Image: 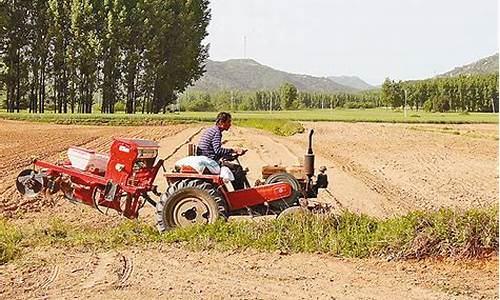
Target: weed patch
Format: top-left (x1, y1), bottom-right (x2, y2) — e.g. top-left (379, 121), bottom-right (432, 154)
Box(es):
top-left (1, 207), bottom-right (497, 264)
top-left (0, 219), bottom-right (22, 264)
top-left (234, 119), bottom-right (304, 136)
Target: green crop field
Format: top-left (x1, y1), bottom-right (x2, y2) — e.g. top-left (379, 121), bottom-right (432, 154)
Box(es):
top-left (0, 108), bottom-right (498, 125)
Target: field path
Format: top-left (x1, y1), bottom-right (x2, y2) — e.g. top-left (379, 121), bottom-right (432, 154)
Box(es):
top-left (1, 247), bottom-right (497, 300)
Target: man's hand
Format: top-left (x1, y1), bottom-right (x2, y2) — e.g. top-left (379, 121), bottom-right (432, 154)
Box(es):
top-left (234, 147), bottom-right (248, 156)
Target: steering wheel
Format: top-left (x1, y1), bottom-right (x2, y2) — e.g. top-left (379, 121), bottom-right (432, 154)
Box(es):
top-left (222, 149), bottom-right (247, 162)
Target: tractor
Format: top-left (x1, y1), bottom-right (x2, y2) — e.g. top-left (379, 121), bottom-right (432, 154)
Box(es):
top-left (16, 129), bottom-right (328, 232)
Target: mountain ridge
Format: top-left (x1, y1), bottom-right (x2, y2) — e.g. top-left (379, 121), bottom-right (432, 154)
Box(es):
top-left (188, 59), bottom-right (373, 92)
top-left (327, 75), bottom-right (375, 90)
top-left (439, 53), bottom-right (498, 77)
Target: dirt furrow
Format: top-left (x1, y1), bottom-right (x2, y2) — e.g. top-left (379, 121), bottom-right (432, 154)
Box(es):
top-left (1, 247), bottom-right (496, 300)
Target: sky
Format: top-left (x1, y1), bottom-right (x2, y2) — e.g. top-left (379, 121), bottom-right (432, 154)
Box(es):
top-left (205, 0), bottom-right (498, 85)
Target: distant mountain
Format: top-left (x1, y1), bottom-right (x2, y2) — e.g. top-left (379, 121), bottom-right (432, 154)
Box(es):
top-left (189, 59), bottom-right (357, 93)
top-left (439, 53), bottom-right (499, 77)
top-left (327, 75), bottom-right (374, 90)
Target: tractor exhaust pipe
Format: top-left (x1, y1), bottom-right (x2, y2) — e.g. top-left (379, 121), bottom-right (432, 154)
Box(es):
top-left (303, 129), bottom-right (315, 196)
top-left (304, 129), bottom-right (315, 177)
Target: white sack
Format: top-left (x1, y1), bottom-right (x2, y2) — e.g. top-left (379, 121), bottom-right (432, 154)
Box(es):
top-left (175, 156), bottom-right (220, 174)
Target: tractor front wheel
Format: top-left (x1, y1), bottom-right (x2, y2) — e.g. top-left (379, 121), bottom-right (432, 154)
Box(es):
top-left (156, 179), bottom-right (228, 232)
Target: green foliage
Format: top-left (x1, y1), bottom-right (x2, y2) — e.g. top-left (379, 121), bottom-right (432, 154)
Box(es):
top-left (344, 101), bottom-right (376, 109)
top-left (381, 78), bottom-right (404, 108)
top-left (1, 206), bottom-right (497, 264)
top-left (423, 99), bottom-right (433, 112)
top-left (382, 73), bottom-right (499, 112)
top-left (182, 94), bottom-right (215, 111)
top-left (179, 89), bottom-right (381, 112)
top-left (432, 95), bottom-right (450, 112)
top-left (0, 219), bottom-right (22, 264)
top-left (234, 119), bottom-right (304, 136)
top-left (279, 82), bottom-right (298, 110)
top-left (114, 101), bottom-right (126, 112)
top-left (1, 0), bottom-right (210, 114)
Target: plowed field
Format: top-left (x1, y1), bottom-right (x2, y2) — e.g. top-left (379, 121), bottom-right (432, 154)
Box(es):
top-left (0, 120), bottom-right (497, 299)
top-left (0, 119), bottom-right (189, 216)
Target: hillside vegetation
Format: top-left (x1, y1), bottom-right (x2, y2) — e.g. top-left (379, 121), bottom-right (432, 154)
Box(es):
top-left (440, 53), bottom-right (499, 77)
top-left (328, 75), bottom-right (375, 90)
top-left (188, 59), bottom-right (358, 92)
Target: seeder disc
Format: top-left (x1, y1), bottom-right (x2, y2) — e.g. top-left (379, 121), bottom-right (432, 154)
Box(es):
top-left (16, 169), bottom-right (46, 197)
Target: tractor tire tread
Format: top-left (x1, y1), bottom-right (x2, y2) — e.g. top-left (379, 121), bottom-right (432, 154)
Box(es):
top-left (156, 179), bottom-right (227, 232)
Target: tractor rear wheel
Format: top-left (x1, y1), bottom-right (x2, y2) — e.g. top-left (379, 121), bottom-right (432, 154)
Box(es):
top-left (265, 172), bottom-right (301, 213)
top-left (156, 179), bottom-right (228, 232)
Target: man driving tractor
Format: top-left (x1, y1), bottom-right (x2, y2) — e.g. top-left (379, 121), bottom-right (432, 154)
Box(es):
top-left (197, 112), bottom-right (248, 189)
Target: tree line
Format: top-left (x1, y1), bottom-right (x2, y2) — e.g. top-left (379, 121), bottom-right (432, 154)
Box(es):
top-left (179, 83), bottom-right (380, 112)
top-left (381, 73), bottom-right (499, 112)
top-left (0, 0), bottom-right (210, 114)
top-left (180, 73), bottom-right (498, 113)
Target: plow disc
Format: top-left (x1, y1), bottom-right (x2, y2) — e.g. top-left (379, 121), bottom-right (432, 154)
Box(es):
top-left (16, 169), bottom-right (46, 197)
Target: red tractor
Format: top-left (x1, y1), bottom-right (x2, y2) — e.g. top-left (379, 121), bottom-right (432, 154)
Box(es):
top-left (16, 130), bottom-right (327, 232)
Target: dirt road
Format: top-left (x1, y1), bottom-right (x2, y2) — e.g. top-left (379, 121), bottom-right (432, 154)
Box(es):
top-left (0, 120), bottom-right (498, 299)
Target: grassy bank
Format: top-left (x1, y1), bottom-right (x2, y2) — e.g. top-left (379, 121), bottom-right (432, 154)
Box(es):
top-left (0, 112), bottom-right (304, 137)
top-left (1, 206), bottom-right (497, 264)
top-left (234, 119), bottom-right (304, 136)
top-left (0, 108), bottom-right (498, 124)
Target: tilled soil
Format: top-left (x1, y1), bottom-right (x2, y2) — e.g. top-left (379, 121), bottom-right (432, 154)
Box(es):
top-left (0, 119), bottom-right (189, 216)
top-left (0, 120), bottom-right (498, 299)
top-left (1, 246), bottom-right (497, 300)
top-left (284, 122), bottom-right (499, 216)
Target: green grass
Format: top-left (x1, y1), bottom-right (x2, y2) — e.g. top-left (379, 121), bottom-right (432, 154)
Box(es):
top-left (0, 108), bottom-right (498, 124)
top-left (1, 206), bottom-right (497, 264)
top-left (234, 119), bottom-right (304, 136)
top-left (229, 109), bottom-right (498, 123)
top-left (0, 219), bottom-right (23, 264)
top-left (0, 110), bottom-right (305, 136)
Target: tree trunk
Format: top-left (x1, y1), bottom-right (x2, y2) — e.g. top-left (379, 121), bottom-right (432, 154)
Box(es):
top-left (53, 76), bottom-right (57, 113)
top-left (15, 50), bottom-right (20, 113)
top-left (40, 66), bottom-right (45, 113)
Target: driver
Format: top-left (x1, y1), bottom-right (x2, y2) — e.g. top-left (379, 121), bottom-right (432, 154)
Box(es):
top-left (197, 112), bottom-right (247, 189)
